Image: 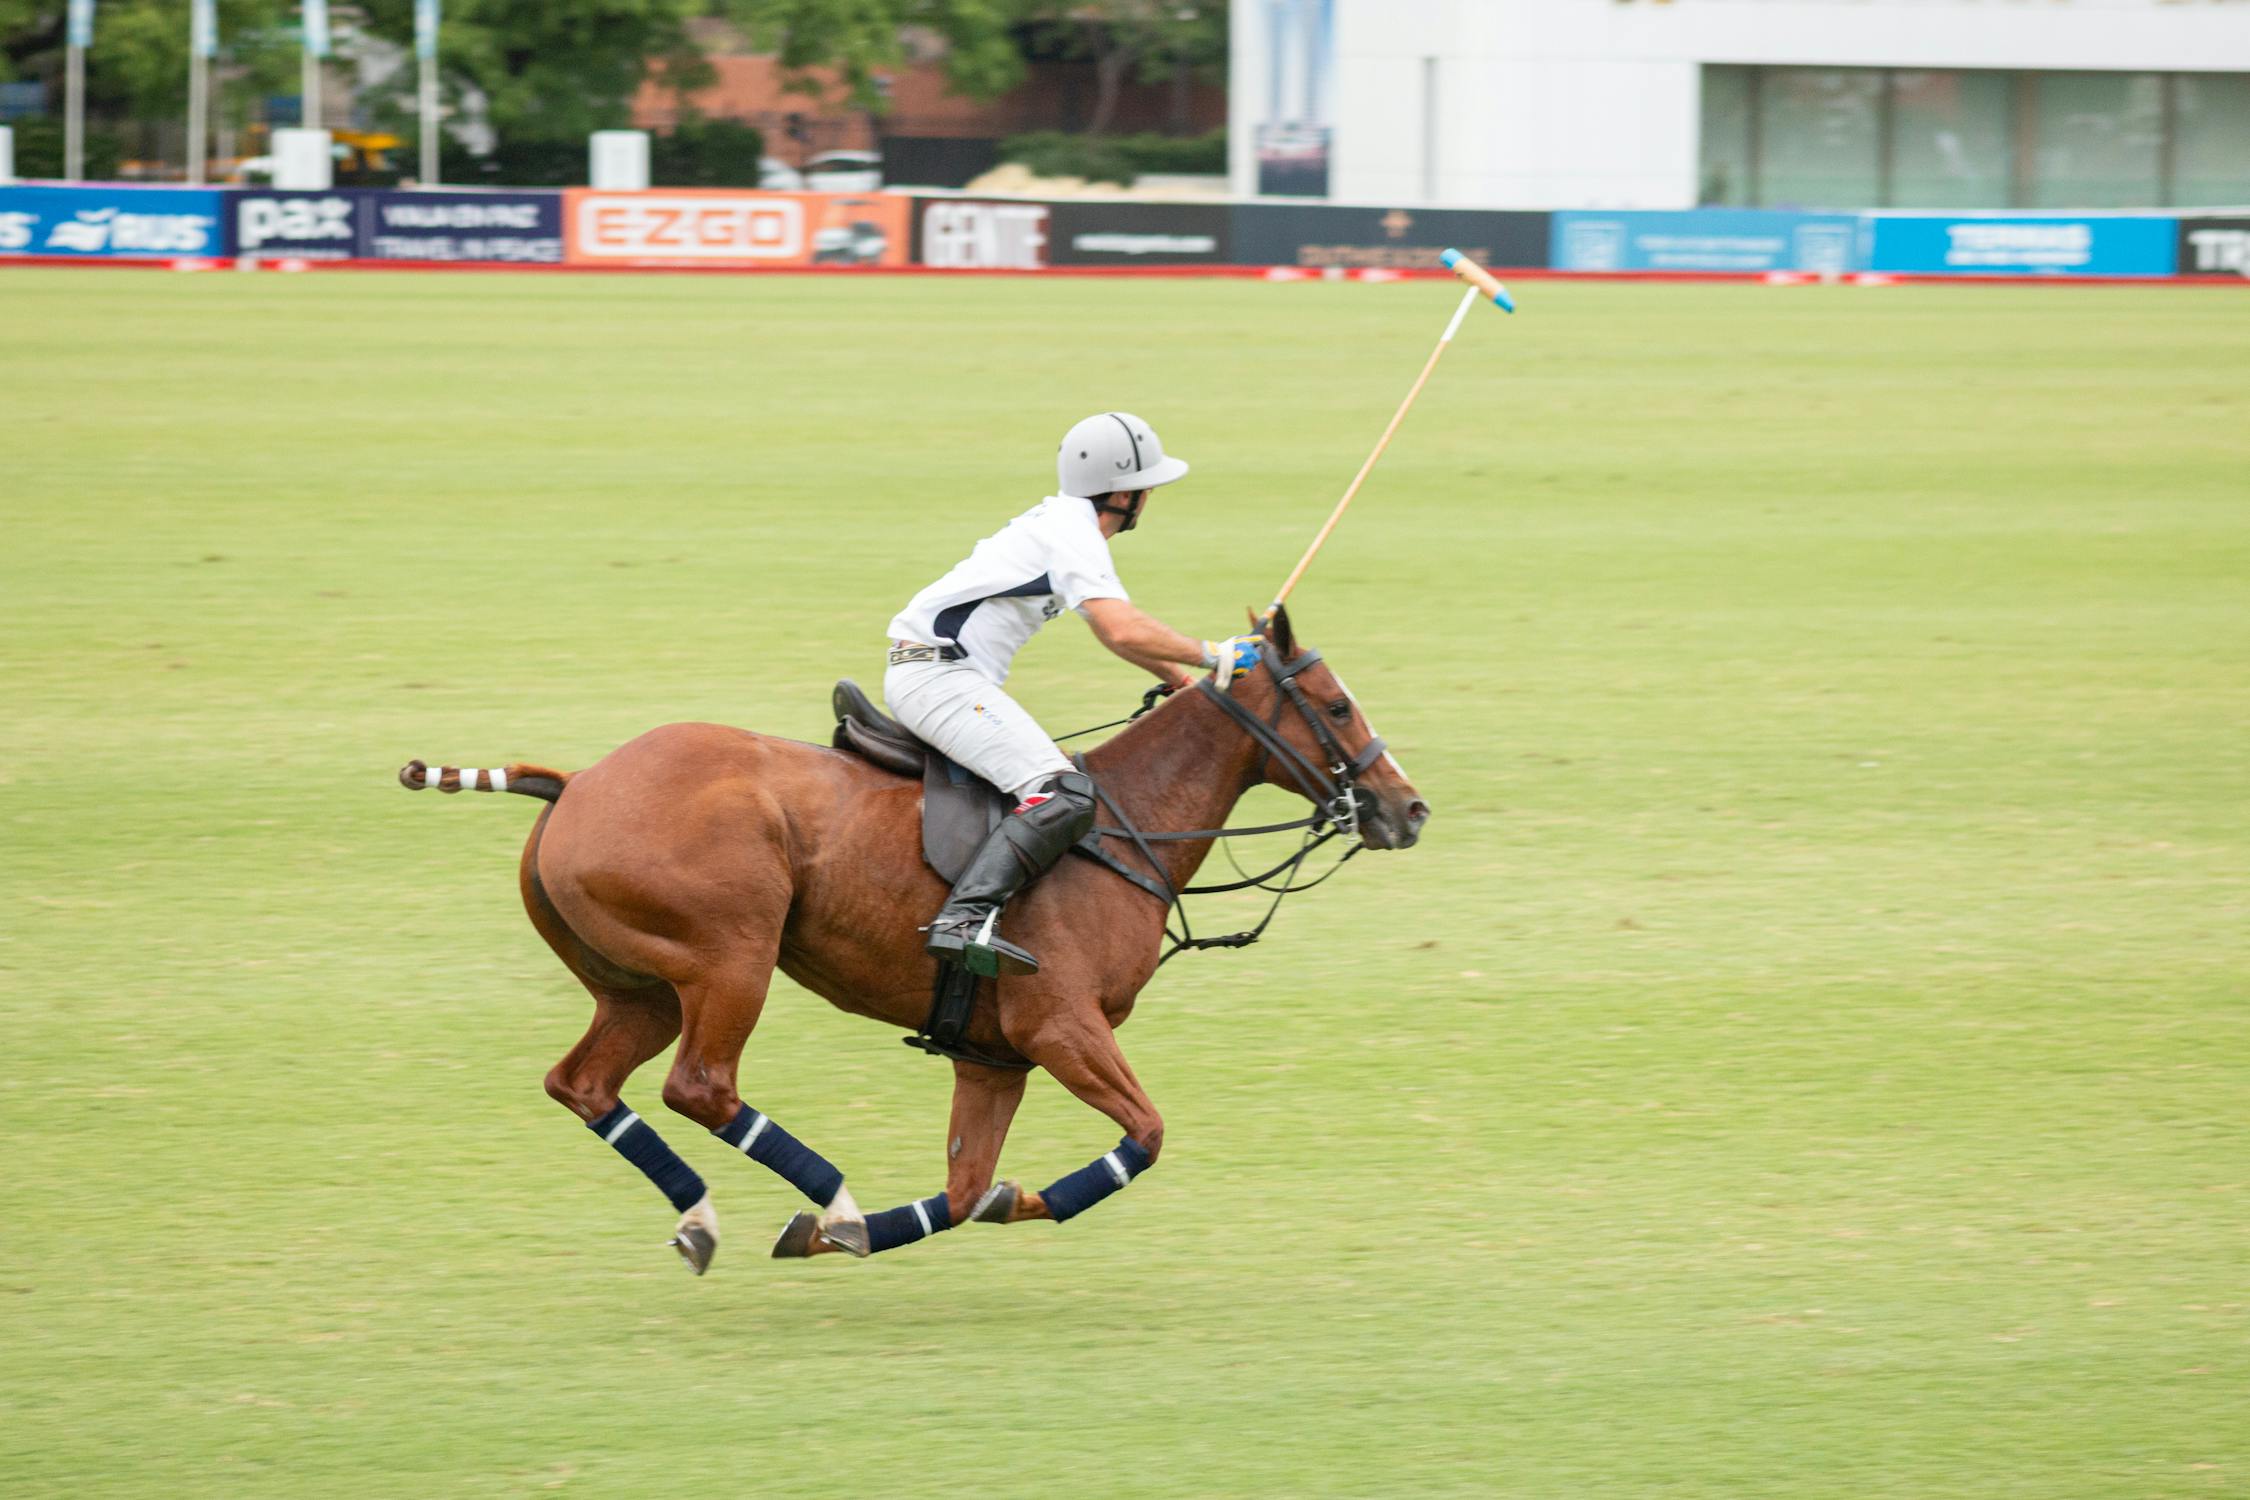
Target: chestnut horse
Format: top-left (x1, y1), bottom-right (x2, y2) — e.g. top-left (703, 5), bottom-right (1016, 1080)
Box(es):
top-left (400, 608), bottom-right (1427, 1272)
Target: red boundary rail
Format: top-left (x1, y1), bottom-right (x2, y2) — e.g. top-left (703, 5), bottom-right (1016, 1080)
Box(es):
top-left (3, 254), bottom-right (2246, 288)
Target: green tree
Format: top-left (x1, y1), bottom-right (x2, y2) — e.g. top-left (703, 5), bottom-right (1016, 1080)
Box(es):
top-left (353, 0), bottom-right (714, 145)
top-left (0, 0), bottom-right (58, 86)
top-left (726, 0), bottom-right (1225, 134)
top-left (3, 0), bottom-right (299, 120)
top-left (1025, 1), bottom-right (1225, 137)
top-left (722, 0), bottom-right (1025, 113)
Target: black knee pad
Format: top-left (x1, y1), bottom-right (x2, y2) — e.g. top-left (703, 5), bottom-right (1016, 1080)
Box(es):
top-left (1005, 772), bottom-right (1098, 869)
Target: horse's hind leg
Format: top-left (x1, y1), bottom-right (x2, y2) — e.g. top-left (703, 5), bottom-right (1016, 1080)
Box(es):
top-left (660, 954), bottom-right (873, 1258)
top-left (972, 999), bottom-right (1162, 1227)
top-left (542, 984), bottom-right (719, 1273)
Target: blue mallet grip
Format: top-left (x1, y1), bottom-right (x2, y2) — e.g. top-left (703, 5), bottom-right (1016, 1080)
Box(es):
top-left (1441, 248), bottom-right (1516, 312)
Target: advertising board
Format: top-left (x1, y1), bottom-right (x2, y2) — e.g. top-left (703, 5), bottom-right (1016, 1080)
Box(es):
top-left (1865, 214), bottom-right (2176, 277)
top-left (1231, 203), bottom-right (1548, 271)
top-left (564, 190), bottom-right (909, 268)
top-left (2177, 215), bottom-right (2250, 278)
top-left (914, 197), bottom-right (1050, 270)
top-left (365, 190), bottom-right (563, 263)
top-left (1248, 0), bottom-right (1334, 196)
top-left (1551, 210), bottom-right (1859, 275)
top-left (0, 184), bottom-right (227, 258)
top-left (1043, 201), bottom-right (1229, 266)
top-left (234, 190), bottom-right (368, 261)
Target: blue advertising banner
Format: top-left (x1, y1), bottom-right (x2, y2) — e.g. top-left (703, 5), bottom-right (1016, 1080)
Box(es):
top-left (0, 184), bottom-right (228, 258)
top-left (235, 189), bottom-right (368, 260)
top-left (1551, 210), bottom-right (1859, 274)
top-left (1866, 214), bottom-right (2177, 277)
top-left (364, 189), bottom-right (562, 263)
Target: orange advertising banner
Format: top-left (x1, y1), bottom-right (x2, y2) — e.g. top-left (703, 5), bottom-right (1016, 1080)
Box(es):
top-left (563, 189), bottom-right (911, 268)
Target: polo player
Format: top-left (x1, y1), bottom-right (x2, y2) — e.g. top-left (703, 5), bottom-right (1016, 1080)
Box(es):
top-left (885, 412), bottom-right (1259, 978)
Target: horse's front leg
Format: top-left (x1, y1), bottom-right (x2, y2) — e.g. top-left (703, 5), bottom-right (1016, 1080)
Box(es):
top-left (971, 997), bottom-right (1161, 1227)
top-left (775, 1059), bottom-right (1028, 1258)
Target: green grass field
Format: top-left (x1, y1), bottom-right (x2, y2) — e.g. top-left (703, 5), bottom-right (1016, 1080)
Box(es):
top-left (3, 267), bottom-right (2245, 1498)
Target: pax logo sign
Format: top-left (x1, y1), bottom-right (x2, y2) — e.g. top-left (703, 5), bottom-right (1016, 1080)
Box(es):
top-left (238, 194), bottom-right (357, 255)
top-left (570, 192), bottom-right (804, 262)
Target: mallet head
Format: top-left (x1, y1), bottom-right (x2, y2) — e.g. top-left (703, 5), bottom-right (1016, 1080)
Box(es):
top-left (1441, 248), bottom-right (1516, 312)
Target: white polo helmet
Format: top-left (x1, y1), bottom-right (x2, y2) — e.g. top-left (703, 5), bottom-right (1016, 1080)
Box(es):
top-left (1057, 411), bottom-right (1190, 498)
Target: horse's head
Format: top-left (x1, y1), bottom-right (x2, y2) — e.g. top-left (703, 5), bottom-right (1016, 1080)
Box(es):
top-left (1227, 607), bottom-right (1429, 851)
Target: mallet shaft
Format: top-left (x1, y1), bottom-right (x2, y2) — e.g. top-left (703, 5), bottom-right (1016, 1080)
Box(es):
top-left (1264, 250), bottom-right (1514, 620)
top-left (1267, 286), bottom-right (1479, 617)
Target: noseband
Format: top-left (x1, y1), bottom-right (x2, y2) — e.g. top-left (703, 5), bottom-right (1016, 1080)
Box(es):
top-left (1196, 643), bottom-right (1389, 839)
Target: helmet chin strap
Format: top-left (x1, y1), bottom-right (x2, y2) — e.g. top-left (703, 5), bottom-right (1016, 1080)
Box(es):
top-left (1096, 490), bottom-right (1146, 533)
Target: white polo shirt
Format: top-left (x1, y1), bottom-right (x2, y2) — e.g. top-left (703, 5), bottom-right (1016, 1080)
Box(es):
top-left (888, 495), bottom-right (1129, 684)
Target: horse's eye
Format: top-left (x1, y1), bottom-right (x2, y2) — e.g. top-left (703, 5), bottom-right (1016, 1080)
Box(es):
top-left (1327, 700), bottom-right (1352, 721)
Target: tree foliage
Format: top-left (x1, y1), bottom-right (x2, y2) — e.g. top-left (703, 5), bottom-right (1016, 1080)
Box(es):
top-left (726, 0), bottom-right (1226, 127)
top-left (0, 0), bottom-right (1229, 151)
top-left (3, 0), bottom-right (300, 120)
top-left (1020, 1), bottom-right (1226, 136)
top-left (721, 0), bottom-right (1025, 113)
top-left (353, 0), bottom-right (713, 143)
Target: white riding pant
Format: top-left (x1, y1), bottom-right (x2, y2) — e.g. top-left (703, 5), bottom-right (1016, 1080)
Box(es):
top-left (883, 657), bottom-right (1073, 801)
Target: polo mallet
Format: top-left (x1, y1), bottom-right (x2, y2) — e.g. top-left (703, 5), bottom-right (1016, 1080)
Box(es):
top-left (1261, 249), bottom-right (1514, 624)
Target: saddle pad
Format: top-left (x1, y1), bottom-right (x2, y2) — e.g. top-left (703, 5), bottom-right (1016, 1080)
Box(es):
top-left (922, 752), bottom-right (1008, 885)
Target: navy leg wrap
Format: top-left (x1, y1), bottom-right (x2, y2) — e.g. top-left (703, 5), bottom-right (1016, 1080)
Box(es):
top-left (1040, 1137), bottom-right (1153, 1223)
top-left (713, 1103), bottom-right (845, 1206)
top-left (863, 1193), bottom-right (954, 1254)
top-left (587, 1103), bottom-right (706, 1213)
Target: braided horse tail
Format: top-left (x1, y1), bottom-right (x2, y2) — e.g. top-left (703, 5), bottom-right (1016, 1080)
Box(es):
top-left (397, 758), bottom-right (572, 804)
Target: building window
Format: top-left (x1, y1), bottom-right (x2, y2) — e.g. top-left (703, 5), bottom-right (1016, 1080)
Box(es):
top-left (1698, 63), bottom-right (1754, 206)
top-left (1889, 70), bottom-right (2014, 209)
top-left (2173, 73), bottom-right (2250, 206)
top-left (2029, 72), bottom-right (2166, 207)
top-left (1761, 68), bottom-right (1884, 208)
top-left (1699, 65), bottom-right (2250, 209)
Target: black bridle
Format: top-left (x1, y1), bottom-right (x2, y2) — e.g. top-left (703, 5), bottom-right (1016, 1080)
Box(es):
top-left (1060, 641), bottom-right (1389, 964)
top-left (1202, 642), bottom-right (1391, 840)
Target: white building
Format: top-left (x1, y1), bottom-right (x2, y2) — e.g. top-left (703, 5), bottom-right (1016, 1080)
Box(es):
top-left (1230, 0), bottom-right (2250, 210)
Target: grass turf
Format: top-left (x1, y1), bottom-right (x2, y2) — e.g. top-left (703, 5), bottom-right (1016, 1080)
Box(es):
top-left (2, 267), bottom-right (2244, 1499)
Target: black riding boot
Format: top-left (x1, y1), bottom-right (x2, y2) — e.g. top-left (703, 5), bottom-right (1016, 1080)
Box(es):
top-left (925, 772), bottom-right (1097, 978)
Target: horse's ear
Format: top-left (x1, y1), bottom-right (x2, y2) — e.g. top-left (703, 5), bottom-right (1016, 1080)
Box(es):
top-left (1266, 604), bottom-right (1297, 659)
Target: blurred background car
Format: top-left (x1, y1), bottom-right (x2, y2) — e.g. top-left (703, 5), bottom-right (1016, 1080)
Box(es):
top-left (804, 150), bottom-right (883, 192)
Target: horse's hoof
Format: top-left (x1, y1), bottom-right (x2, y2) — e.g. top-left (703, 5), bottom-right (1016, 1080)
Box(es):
top-left (818, 1217), bottom-right (872, 1258)
top-left (970, 1180), bottom-right (1018, 1224)
top-left (771, 1212), bottom-right (822, 1259)
top-left (669, 1223), bottom-right (716, 1275)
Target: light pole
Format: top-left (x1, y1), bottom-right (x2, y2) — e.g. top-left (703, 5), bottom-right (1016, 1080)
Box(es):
top-left (415, 0), bottom-right (440, 185)
top-left (187, 0), bottom-right (215, 185)
top-left (303, 0), bottom-right (329, 129)
top-left (64, 0), bottom-right (92, 181)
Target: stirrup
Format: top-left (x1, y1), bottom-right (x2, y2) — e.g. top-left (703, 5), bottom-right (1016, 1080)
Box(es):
top-left (925, 908), bottom-right (1040, 978)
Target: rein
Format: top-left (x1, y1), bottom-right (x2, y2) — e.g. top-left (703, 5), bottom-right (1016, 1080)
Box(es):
top-left (1060, 644), bottom-right (1385, 966)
